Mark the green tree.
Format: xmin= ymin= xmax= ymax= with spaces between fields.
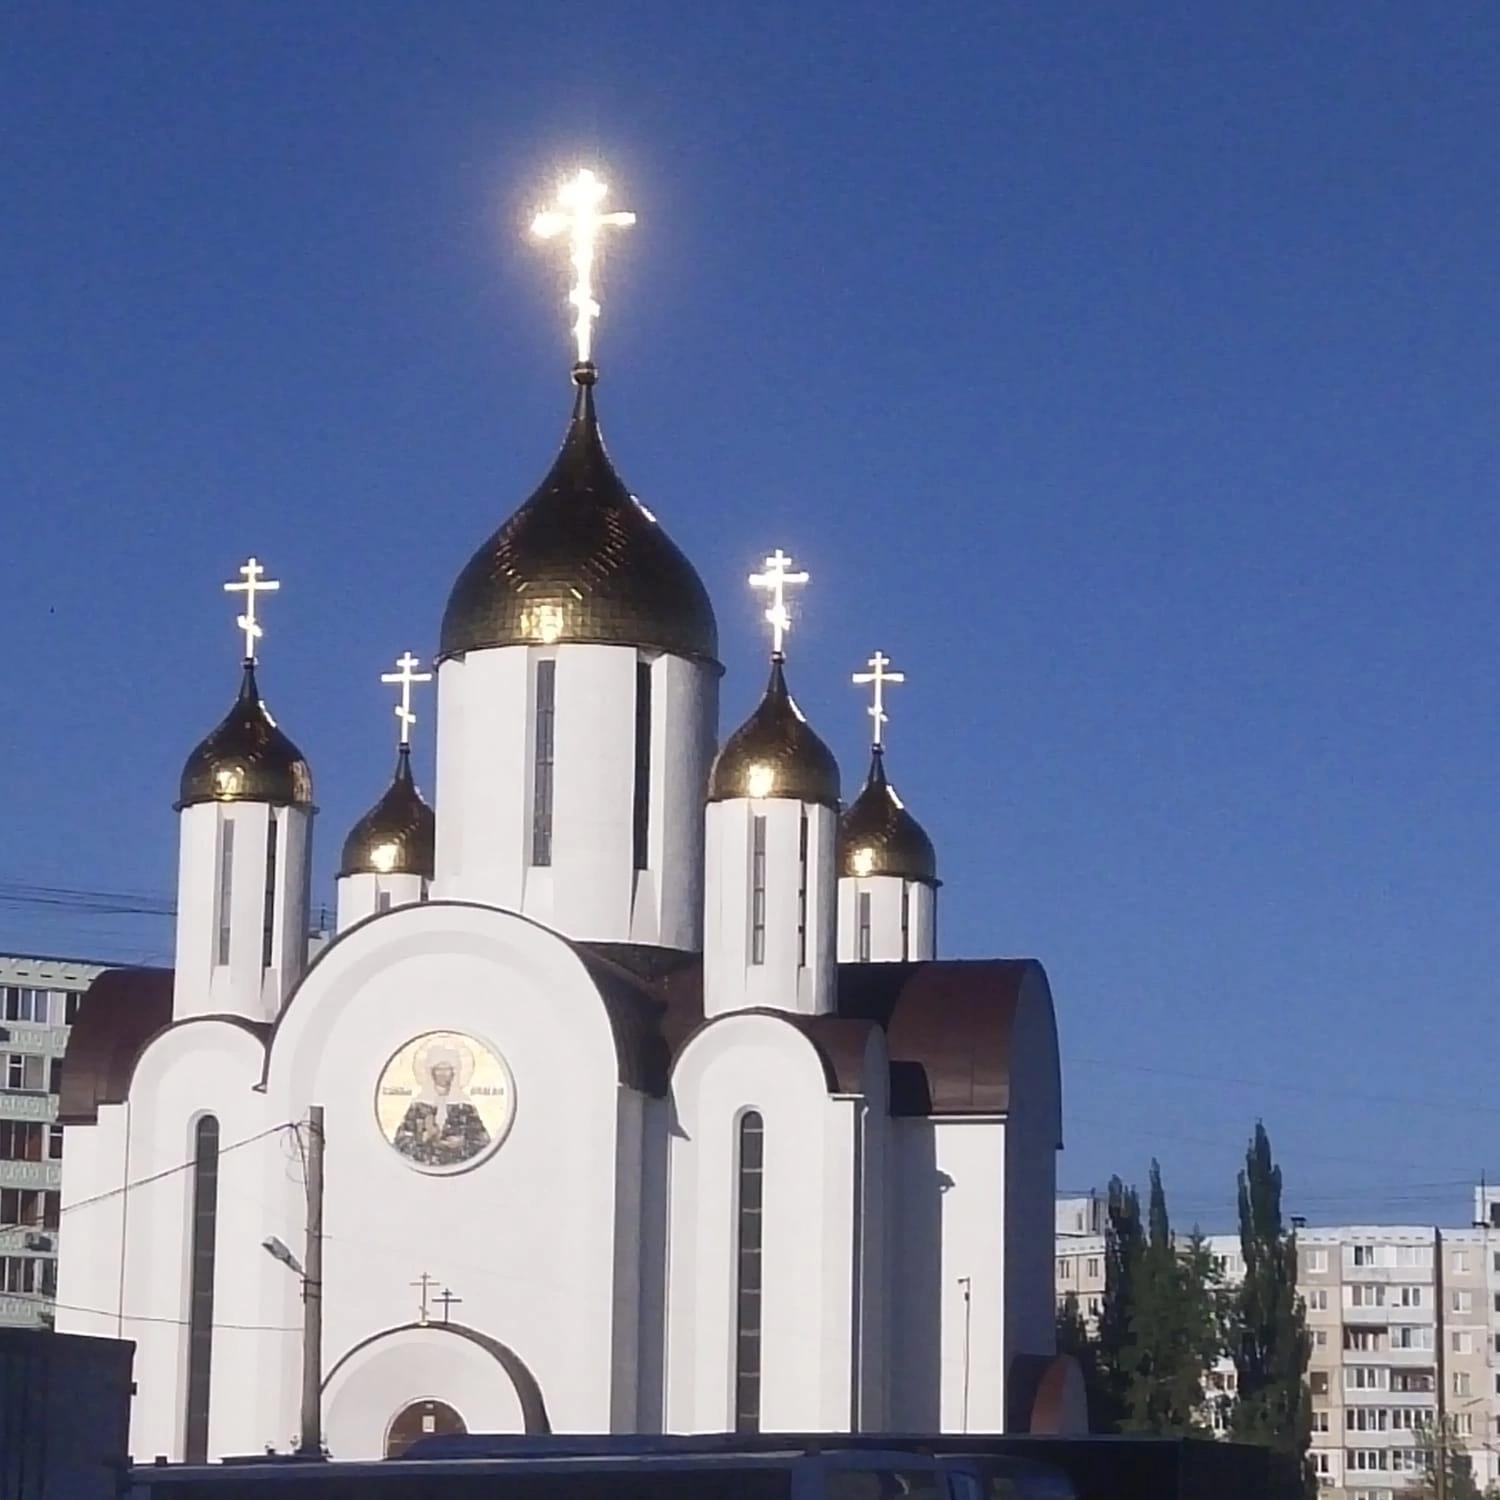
xmin=1055 ymin=1291 xmax=1111 ymax=1430
xmin=1228 ymin=1124 xmax=1313 ymax=1500
xmin=1414 ymin=1417 xmax=1482 ymax=1500
xmin=1119 ymin=1161 xmax=1222 ymax=1435
xmin=1092 ymin=1174 xmax=1144 ymax=1431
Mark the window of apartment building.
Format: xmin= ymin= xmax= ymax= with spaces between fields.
xmin=1452 ymin=1330 xmax=1475 ymax=1355
xmin=1396 ymin=1284 xmax=1423 ymax=1307
xmin=0 ymin=1188 xmax=57 ymax=1230
xmin=1 ymin=988 xmax=50 ymax=1024
xmin=1354 ymin=1490 xmax=1384 ymax=1500
xmin=1494 ymin=1250 xmax=1500 ymax=1274
xmin=1451 ymin=1289 xmax=1472 ymax=1313
xmin=1312 ymin=1454 xmax=1333 ymax=1477
xmin=1390 ymin=1371 xmax=1434 ymax=1393
xmin=1493 ymin=1292 xmax=1500 ymax=1314
xmin=1344 ymin=1366 xmax=1388 ymax=1391
xmin=47 ymin=1125 xmax=62 ymax=1161
xmin=1344 ymin=1327 xmax=1383 ymax=1352
xmin=1305 ymin=1288 xmax=1329 ymax=1310
xmin=1309 ymin=1372 xmax=1329 ymax=1396
xmin=64 ymin=991 xmax=82 ymax=1025
xmin=1086 ymin=1296 xmax=1102 ymax=1318
xmin=1392 ymin=1452 xmax=1423 ymax=1476
xmin=1395 ymin=1244 xmax=1431 ymax=1268
xmin=0 ymin=1256 xmax=42 ymax=1294
xmin=1313 ymin=1329 xmax=1329 ymax=1348
xmin=1311 ymin=1412 xmax=1330 ymax=1434
xmin=1390 ymin=1409 xmax=1433 ymax=1432
xmin=1454 ymin=1414 xmax=1474 ymax=1438
xmin=1303 ymin=1248 xmax=1329 ymax=1273
xmin=1350 ymin=1243 xmax=1380 ymax=1267
xmin=1451 ymin=1251 xmax=1470 ymax=1276
xmin=0 ymin=1121 xmax=43 ymax=1162
xmin=1391 ymin=1326 xmax=1432 ymax=1351
xmin=1057 ymin=1258 xmax=1071 ymax=1280
xmin=1346 ymin=1451 xmax=1388 ymax=1473
xmin=1086 ymin=1257 xmax=1100 ymax=1278
xmin=1347 ymin=1283 xmax=1385 ymax=1308
xmin=1346 ymin=1408 xmax=1388 ymax=1432
xmin=1452 ymin=1371 xmax=1472 ymax=1397
xmin=3 ymin=1053 xmax=45 ymax=1092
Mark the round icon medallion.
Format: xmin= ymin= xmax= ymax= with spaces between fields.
xmin=374 ymin=1030 xmax=516 ymax=1174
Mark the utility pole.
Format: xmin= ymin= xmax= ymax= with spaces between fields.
xmin=297 ymin=1106 xmax=325 ymax=1459
xmin=1435 ymin=1225 xmax=1448 ymax=1500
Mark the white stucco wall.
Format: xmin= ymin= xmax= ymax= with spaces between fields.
xmin=703 ymin=800 xmax=837 ymax=1016
xmin=173 ymin=802 xmax=312 ymax=1023
xmin=664 ymin=1012 xmax=860 ymax=1433
xmin=335 ymin=871 xmax=426 ymax=931
xmin=432 ymin=646 xmax=716 ymax=950
xmin=264 ymin=900 xmax=643 ymax=1448
xmin=835 ymin=877 xmax=936 ymax=963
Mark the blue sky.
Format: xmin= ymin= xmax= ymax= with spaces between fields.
xmin=4 ymin=4 xmax=1499 ymax=1228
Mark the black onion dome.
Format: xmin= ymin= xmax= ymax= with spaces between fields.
xmin=339 ymin=746 xmax=435 ymax=879
xmin=708 ymin=657 xmax=841 ymax=807
xmin=178 ymin=664 xmax=313 ymax=809
xmin=837 ymin=747 xmax=938 ymax=883
xmin=439 ymin=379 xmax=719 ymax=664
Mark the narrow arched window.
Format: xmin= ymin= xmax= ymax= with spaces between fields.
xmin=184 ymin=1115 xmax=220 ymax=1462
xmin=734 ymin=1110 xmax=765 ymax=1433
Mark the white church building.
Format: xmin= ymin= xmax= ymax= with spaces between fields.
xmin=56 ymin=170 xmax=1069 ymax=1462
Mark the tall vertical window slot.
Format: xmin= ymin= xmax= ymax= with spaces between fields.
xmin=531 ymin=660 xmax=557 ymax=866
xmin=796 ymin=811 xmax=809 ymax=967
xmin=215 ymin=822 xmax=235 ymax=966
xmin=184 ymin=1115 xmax=220 ymax=1463
xmin=750 ymin=816 xmax=767 ymax=965
xmin=260 ymin=817 xmax=279 ymax=969
xmin=632 ymin=661 xmax=652 ymax=871
xmin=857 ymin=892 xmax=872 ymax=963
xmin=734 ymin=1111 xmax=765 ymax=1433
xmin=900 ymin=882 xmax=911 ymax=960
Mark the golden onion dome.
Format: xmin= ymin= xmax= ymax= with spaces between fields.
xmin=339 ymin=746 xmax=435 ymax=879
xmin=177 ymin=664 xmax=313 ymax=810
xmin=837 ymin=748 xmax=938 ymax=884
xmin=439 ymin=376 xmax=718 ymax=665
xmin=708 ymin=657 xmax=841 ymax=807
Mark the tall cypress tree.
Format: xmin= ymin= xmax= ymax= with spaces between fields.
xmin=1229 ymin=1124 xmax=1313 ymax=1499
xmin=1120 ymin=1161 xmax=1221 ymax=1434
xmin=1093 ymin=1174 xmax=1144 ymax=1430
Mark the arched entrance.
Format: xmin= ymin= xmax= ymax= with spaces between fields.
xmin=385 ymin=1398 xmax=466 ymax=1457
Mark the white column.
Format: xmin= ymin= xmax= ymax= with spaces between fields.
xmin=335 ymin=871 xmax=426 ymax=932
xmin=703 ymin=798 xmax=836 ymax=1017
xmin=433 ymin=642 xmax=717 ymax=949
xmin=836 ymin=877 xmax=937 ymax=963
xmin=173 ymin=802 xmax=312 ymax=1022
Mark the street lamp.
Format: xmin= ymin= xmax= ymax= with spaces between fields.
xmin=261 ymin=1236 xmax=303 ymax=1276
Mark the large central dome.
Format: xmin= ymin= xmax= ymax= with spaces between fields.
xmin=439 ymin=378 xmax=719 ymax=664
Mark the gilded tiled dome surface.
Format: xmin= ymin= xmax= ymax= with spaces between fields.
xmin=339 ymin=747 xmax=435 ymax=878
xmin=439 ymin=383 xmax=718 ymax=664
xmin=709 ymin=658 xmax=841 ymax=807
xmin=178 ymin=665 xmax=313 ymax=809
xmin=837 ymin=748 xmax=937 ymax=882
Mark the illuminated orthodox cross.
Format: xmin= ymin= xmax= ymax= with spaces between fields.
xmin=380 ymin=651 xmax=432 ymax=748
xmin=224 ymin=556 xmax=280 ymax=664
xmin=853 ymin=651 xmax=905 ymax=750
xmin=531 ymin=168 xmax=636 ymax=372
xmin=749 ymin=548 xmax=809 ymax=659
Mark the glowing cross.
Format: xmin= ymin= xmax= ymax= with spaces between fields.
xmin=380 ymin=651 xmax=432 ymax=748
xmin=853 ymin=651 xmax=906 ymax=749
xmin=748 ymin=548 xmax=809 ymax=659
xmin=531 ymin=168 xmax=636 ymax=369
xmin=224 ymin=556 xmax=280 ymax=663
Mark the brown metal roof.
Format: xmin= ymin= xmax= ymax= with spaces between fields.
xmin=57 ymin=967 xmax=173 ymax=1125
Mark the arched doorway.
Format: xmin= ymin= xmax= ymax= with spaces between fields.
xmin=385 ymin=1398 xmax=466 ymax=1457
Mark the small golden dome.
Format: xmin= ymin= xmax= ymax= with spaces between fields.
xmin=178 ymin=665 xmax=313 ymax=810
xmin=339 ymin=746 xmax=435 ymax=879
xmin=837 ymin=748 xmax=937 ymax=883
xmin=439 ymin=380 xmax=718 ymax=665
xmin=708 ymin=658 xmax=841 ymax=807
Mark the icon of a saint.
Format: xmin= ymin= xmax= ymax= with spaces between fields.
xmin=391 ymin=1040 xmax=491 ymax=1168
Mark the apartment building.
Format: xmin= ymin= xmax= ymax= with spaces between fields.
xmin=1056 ymin=1197 xmax=1500 ymax=1499
xmin=0 ymin=953 xmax=109 ymax=1327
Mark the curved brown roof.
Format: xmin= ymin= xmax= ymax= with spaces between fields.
xmin=57 ymin=968 xmax=174 ymax=1125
